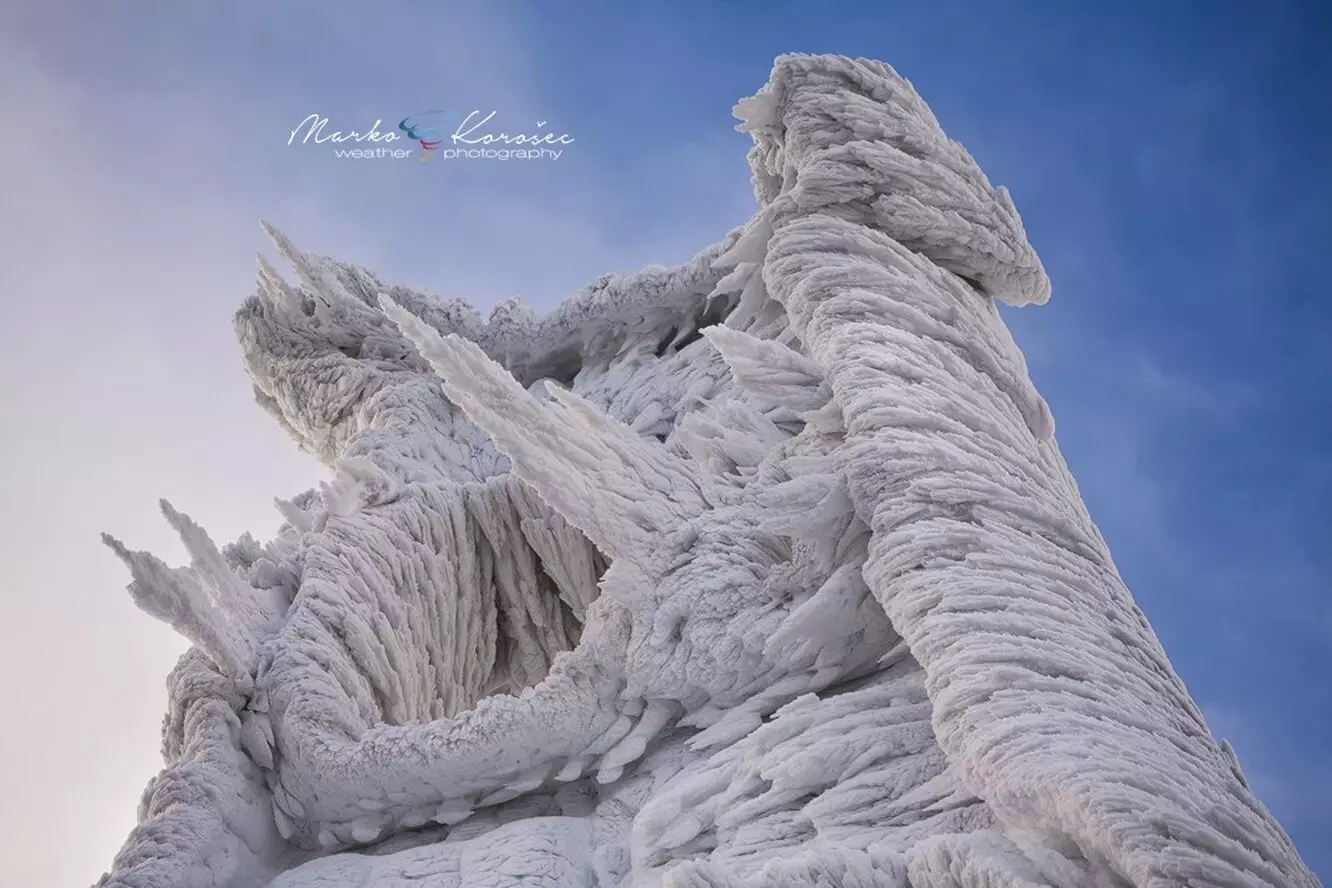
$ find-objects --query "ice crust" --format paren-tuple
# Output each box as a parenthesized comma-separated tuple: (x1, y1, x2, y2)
(94, 54, 1319, 888)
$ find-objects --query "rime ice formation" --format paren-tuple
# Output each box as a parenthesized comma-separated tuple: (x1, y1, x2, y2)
(95, 54, 1319, 888)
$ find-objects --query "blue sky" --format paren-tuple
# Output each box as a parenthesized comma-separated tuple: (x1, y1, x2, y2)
(1, 1, 1327, 883)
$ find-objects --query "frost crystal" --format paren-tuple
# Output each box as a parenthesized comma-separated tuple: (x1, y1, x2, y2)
(95, 54, 1319, 888)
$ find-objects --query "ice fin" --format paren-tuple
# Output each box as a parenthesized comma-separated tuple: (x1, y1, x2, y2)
(381, 294, 705, 561)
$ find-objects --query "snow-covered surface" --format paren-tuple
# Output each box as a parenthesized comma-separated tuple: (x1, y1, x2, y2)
(94, 54, 1319, 888)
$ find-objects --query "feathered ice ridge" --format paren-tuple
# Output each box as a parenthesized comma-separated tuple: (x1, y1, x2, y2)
(97, 53, 1319, 888)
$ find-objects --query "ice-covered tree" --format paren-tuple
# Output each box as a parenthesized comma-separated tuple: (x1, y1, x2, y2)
(95, 54, 1319, 888)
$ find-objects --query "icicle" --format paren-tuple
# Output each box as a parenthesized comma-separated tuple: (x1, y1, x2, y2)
(101, 533, 253, 682)
(431, 800, 475, 826)
(600, 700, 680, 772)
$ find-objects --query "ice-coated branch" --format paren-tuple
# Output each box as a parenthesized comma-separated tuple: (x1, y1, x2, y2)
(381, 294, 706, 562)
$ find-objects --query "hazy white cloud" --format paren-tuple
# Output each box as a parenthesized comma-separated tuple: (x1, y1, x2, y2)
(0, 34, 318, 888)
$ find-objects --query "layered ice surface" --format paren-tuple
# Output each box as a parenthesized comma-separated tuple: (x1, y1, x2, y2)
(95, 54, 1320, 888)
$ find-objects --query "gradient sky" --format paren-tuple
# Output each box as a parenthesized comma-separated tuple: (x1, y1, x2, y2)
(1, 2, 1328, 885)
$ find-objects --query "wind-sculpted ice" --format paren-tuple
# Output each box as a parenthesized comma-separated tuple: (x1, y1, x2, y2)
(96, 54, 1319, 888)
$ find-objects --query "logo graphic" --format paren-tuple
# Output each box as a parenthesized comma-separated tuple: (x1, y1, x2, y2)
(398, 111, 459, 160)
(288, 110, 573, 163)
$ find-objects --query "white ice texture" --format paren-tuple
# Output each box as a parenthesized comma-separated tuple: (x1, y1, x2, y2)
(95, 55, 1319, 888)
